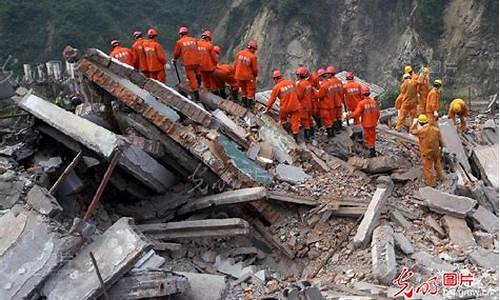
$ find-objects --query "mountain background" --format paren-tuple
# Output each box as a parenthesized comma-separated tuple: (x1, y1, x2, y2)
(0, 0, 498, 108)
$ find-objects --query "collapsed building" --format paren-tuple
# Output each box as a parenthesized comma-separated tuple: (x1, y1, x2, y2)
(0, 48, 498, 299)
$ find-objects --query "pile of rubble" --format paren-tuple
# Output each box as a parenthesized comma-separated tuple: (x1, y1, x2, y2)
(0, 48, 498, 300)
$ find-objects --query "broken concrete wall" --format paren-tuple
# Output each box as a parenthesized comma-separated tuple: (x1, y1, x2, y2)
(471, 145, 499, 189)
(439, 118, 471, 172)
(257, 114, 297, 164)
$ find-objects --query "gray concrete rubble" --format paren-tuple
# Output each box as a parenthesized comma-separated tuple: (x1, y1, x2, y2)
(424, 215, 446, 238)
(347, 156, 397, 174)
(439, 118, 471, 172)
(214, 255, 257, 278)
(353, 177, 394, 249)
(26, 184, 62, 217)
(471, 145, 498, 189)
(390, 210, 412, 230)
(0, 208, 82, 300)
(137, 218, 250, 240)
(258, 114, 297, 164)
(471, 180, 498, 215)
(469, 205, 499, 233)
(177, 187, 266, 215)
(255, 90, 278, 113)
(276, 164, 311, 184)
(0, 180, 23, 209)
(419, 187, 477, 217)
(133, 249, 166, 270)
(393, 232, 415, 255)
(267, 191, 318, 206)
(213, 109, 249, 149)
(335, 71, 385, 97)
(468, 248, 499, 269)
(371, 225, 397, 285)
(377, 125, 419, 145)
(15, 92, 177, 193)
(173, 272, 228, 300)
(42, 218, 151, 300)
(107, 270, 189, 299)
(390, 167, 422, 182)
(411, 251, 456, 273)
(441, 215, 477, 249)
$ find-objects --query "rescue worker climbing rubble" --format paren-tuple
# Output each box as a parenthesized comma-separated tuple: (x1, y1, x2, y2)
(213, 63, 239, 100)
(265, 70, 302, 142)
(314, 68, 336, 137)
(425, 79, 442, 125)
(343, 71, 363, 138)
(234, 40, 258, 109)
(310, 69, 323, 129)
(198, 30, 218, 92)
(295, 67, 314, 142)
(143, 28, 168, 83)
(417, 67, 431, 114)
(345, 86, 380, 157)
(410, 114, 444, 187)
(131, 31, 148, 76)
(326, 66, 344, 132)
(173, 26, 201, 101)
(109, 40, 134, 67)
(447, 98, 469, 132)
(395, 71, 418, 131)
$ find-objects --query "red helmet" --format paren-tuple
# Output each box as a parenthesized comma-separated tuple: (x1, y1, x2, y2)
(272, 70, 282, 79)
(296, 66, 309, 77)
(346, 71, 354, 79)
(201, 30, 212, 39)
(147, 28, 158, 37)
(110, 39, 120, 47)
(326, 65, 336, 74)
(213, 45, 221, 54)
(178, 27, 189, 34)
(133, 31, 142, 39)
(317, 68, 326, 77)
(361, 86, 370, 95)
(247, 40, 258, 50)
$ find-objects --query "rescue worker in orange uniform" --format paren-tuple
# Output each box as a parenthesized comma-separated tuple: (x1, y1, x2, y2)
(173, 26, 201, 100)
(417, 67, 430, 114)
(198, 30, 218, 92)
(410, 114, 444, 187)
(314, 68, 336, 137)
(345, 86, 380, 157)
(142, 29, 167, 83)
(310, 69, 323, 129)
(213, 63, 239, 100)
(234, 40, 258, 109)
(131, 31, 148, 75)
(425, 79, 442, 125)
(447, 98, 469, 132)
(109, 40, 134, 67)
(343, 71, 363, 127)
(404, 65, 418, 80)
(325, 66, 344, 132)
(295, 67, 314, 142)
(265, 70, 302, 142)
(395, 72, 418, 131)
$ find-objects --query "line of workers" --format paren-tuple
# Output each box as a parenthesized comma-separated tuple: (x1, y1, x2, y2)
(109, 28, 469, 188)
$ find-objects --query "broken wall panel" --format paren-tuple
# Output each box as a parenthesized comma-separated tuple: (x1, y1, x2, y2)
(471, 145, 499, 189)
(257, 114, 297, 164)
(439, 118, 471, 172)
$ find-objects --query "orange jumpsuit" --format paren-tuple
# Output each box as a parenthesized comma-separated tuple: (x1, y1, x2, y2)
(315, 78, 336, 129)
(266, 79, 302, 134)
(410, 123, 444, 187)
(348, 96, 380, 148)
(330, 76, 344, 122)
(425, 88, 441, 125)
(143, 39, 167, 82)
(417, 73, 430, 114)
(198, 39, 217, 91)
(395, 78, 418, 131)
(447, 99, 469, 132)
(343, 80, 363, 125)
(234, 49, 258, 100)
(110, 46, 135, 67)
(296, 79, 314, 130)
(173, 35, 201, 91)
(131, 38, 148, 74)
(212, 64, 238, 91)
(308, 72, 321, 118)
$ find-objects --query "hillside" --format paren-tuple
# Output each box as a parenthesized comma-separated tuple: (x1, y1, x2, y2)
(0, 0, 498, 103)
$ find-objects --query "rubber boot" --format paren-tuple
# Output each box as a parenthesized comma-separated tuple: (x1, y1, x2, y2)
(338, 120, 345, 131)
(192, 90, 200, 102)
(334, 120, 341, 133)
(314, 116, 322, 129)
(327, 127, 335, 137)
(241, 97, 248, 108)
(282, 122, 291, 133)
(293, 133, 299, 143)
(248, 98, 255, 110)
(196, 74, 202, 86)
(303, 129, 309, 142)
(369, 148, 376, 158)
(231, 90, 239, 102)
(219, 89, 228, 99)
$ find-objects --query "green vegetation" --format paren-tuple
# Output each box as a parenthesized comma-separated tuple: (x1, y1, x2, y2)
(415, 0, 445, 41)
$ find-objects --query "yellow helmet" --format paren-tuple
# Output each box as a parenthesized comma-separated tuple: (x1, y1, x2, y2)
(404, 65, 413, 73)
(418, 114, 428, 124)
(451, 102, 462, 113)
(403, 73, 411, 79)
(422, 67, 430, 75)
(434, 79, 442, 86)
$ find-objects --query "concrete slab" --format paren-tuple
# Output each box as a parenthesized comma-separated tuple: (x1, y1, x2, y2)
(353, 177, 394, 249)
(390, 210, 412, 230)
(42, 218, 151, 300)
(469, 205, 499, 233)
(214, 255, 256, 279)
(441, 215, 477, 249)
(258, 114, 296, 164)
(0, 180, 23, 209)
(276, 164, 311, 184)
(391, 167, 422, 182)
(371, 225, 397, 284)
(471, 145, 498, 189)
(424, 215, 446, 238)
(468, 248, 499, 269)
(411, 251, 456, 273)
(247, 143, 260, 160)
(393, 232, 415, 255)
(26, 184, 62, 217)
(439, 118, 471, 172)
(133, 249, 166, 269)
(420, 187, 477, 217)
(213, 109, 249, 149)
(174, 272, 228, 300)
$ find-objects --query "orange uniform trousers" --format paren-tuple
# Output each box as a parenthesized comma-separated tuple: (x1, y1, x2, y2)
(333, 106, 342, 121)
(148, 70, 166, 83)
(320, 109, 335, 129)
(279, 110, 301, 134)
(422, 151, 444, 187)
(238, 80, 256, 99)
(426, 112, 438, 126)
(396, 103, 417, 131)
(363, 126, 376, 148)
(300, 110, 313, 130)
(185, 65, 199, 91)
(201, 71, 216, 91)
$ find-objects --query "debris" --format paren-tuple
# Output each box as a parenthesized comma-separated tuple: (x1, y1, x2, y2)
(411, 251, 456, 273)
(108, 270, 189, 299)
(247, 143, 260, 160)
(213, 109, 249, 149)
(377, 125, 418, 146)
(439, 118, 471, 172)
(37, 156, 63, 172)
(390, 210, 412, 230)
(276, 164, 311, 184)
(468, 248, 499, 270)
(390, 167, 422, 182)
(42, 218, 151, 300)
(133, 249, 166, 269)
(49, 150, 82, 195)
(469, 205, 499, 233)
(137, 218, 250, 239)
(353, 177, 394, 248)
(26, 185, 63, 217)
(253, 219, 295, 259)
(393, 232, 415, 255)
(152, 242, 182, 252)
(0, 181, 23, 209)
(371, 225, 397, 285)
(441, 215, 477, 249)
(348, 156, 397, 174)
(267, 191, 318, 206)
(214, 255, 256, 278)
(174, 272, 228, 300)
(471, 145, 498, 189)
(424, 215, 446, 238)
(419, 187, 477, 217)
(258, 114, 296, 164)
